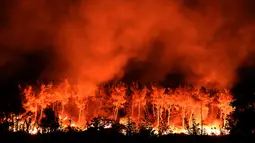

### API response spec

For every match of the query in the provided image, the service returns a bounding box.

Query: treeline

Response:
[0,107,254,143]
[1,107,229,136]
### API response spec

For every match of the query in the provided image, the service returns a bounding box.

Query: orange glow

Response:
[10,81,234,135]
[2,0,250,136]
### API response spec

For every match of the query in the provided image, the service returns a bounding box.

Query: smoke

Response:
[1,0,255,88]
[0,0,71,82]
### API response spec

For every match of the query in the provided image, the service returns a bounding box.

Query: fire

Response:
[6,80,234,136]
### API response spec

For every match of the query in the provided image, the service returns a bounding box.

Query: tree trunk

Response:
[138,102,141,123]
[97,99,102,117]
[167,106,171,126]
[157,106,160,128]
[52,103,55,111]
[35,104,38,122]
[114,105,119,121]
[78,109,82,124]
[159,106,163,122]
[223,113,226,127]
[189,110,194,126]
[40,108,43,121]
[201,102,203,135]
[182,107,185,130]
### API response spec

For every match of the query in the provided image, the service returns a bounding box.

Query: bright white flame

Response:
[29,127,38,135]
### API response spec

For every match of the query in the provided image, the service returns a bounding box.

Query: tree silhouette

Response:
[185,114,200,135]
[126,118,137,136]
[229,102,255,135]
[40,107,60,133]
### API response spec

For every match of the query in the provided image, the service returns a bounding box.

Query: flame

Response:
[7,80,234,136]
[29,127,39,135]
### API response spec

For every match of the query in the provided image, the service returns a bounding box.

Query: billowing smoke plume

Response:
[1,0,255,88]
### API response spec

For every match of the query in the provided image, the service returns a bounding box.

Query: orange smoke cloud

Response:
[1,0,255,88]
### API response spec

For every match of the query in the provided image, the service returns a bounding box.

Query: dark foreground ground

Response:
[0,131,254,143]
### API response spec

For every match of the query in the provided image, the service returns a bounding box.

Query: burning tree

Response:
[130,83,148,123]
[55,80,71,118]
[9,80,234,136]
[217,90,234,127]
[151,85,165,129]
[111,83,127,121]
